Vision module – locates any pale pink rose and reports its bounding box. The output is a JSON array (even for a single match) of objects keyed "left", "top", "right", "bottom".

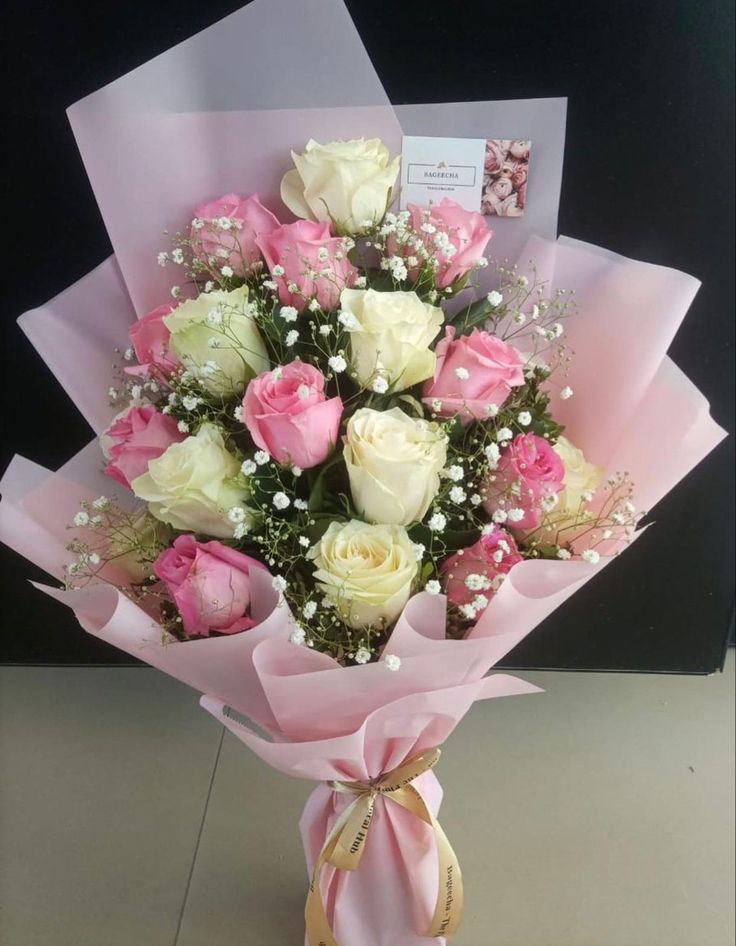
[
  {"left": 422, "top": 326, "right": 525, "bottom": 423},
  {"left": 104, "top": 406, "right": 185, "bottom": 489},
  {"left": 256, "top": 220, "right": 358, "bottom": 312},
  {"left": 154, "top": 535, "right": 266, "bottom": 637},
  {"left": 441, "top": 526, "right": 523, "bottom": 611},
  {"left": 508, "top": 140, "right": 531, "bottom": 161},
  {"left": 243, "top": 361, "right": 343, "bottom": 469},
  {"left": 483, "top": 433, "right": 565, "bottom": 530},
  {"left": 511, "top": 165, "right": 528, "bottom": 191},
  {"left": 484, "top": 139, "right": 506, "bottom": 174},
  {"left": 128, "top": 304, "right": 180, "bottom": 378},
  {"left": 190, "top": 193, "right": 280, "bottom": 277},
  {"left": 400, "top": 199, "right": 492, "bottom": 289}
]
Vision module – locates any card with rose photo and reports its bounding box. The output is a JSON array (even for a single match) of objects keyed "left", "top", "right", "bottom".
[{"left": 483, "top": 138, "right": 532, "bottom": 217}]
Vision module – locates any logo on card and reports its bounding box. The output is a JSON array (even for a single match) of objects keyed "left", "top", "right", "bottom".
[{"left": 407, "top": 160, "right": 477, "bottom": 188}]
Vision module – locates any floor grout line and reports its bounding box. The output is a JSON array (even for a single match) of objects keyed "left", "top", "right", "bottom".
[{"left": 173, "top": 725, "right": 226, "bottom": 946}]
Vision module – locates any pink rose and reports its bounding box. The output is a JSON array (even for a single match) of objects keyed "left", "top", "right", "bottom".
[
  {"left": 484, "top": 139, "right": 505, "bottom": 175},
  {"left": 483, "top": 433, "right": 565, "bottom": 530},
  {"left": 401, "top": 199, "right": 492, "bottom": 289},
  {"left": 441, "top": 526, "right": 523, "bottom": 612},
  {"left": 154, "top": 535, "right": 266, "bottom": 637},
  {"left": 422, "top": 326, "right": 525, "bottom": 423},
  {"left": 256, "top": 220, "right": 358, "bottom": 312},
  {"left": 511, "top": 165, "right": 528, "bottom": 191},
  {"left": 243, "top": 361, "right": 343, "bottom": 469},
  {"left": 190, "top": 193, "right": 280, "bottom": 277},
  {"left": 128, "top": 304, "right": 180, "bottom": 378},
  {"left": 517, "top": 182, "right": 527, "bottom": 211},
  {"left": 104, "top": 406, "right": 185, "bottom": 489}
]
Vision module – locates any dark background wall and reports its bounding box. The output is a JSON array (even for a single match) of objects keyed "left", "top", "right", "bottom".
[{"left": 0, "top": 0, "right": 733, "bottom": 670}]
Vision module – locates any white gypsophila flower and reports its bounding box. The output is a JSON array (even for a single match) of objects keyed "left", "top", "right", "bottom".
[
  {"left": 371, "top": 376, "right": 389, "bottom": 394},
  {"left": 496, "top": 427, "right": 513, "bottom": 443},
  {"left": 272, "top": 575, "right": 288, "bottom": 593},
  {"left": 560, "top": 386, "right": 573, "bottom": 400},
  {"left": 487, "top": 290, "right": 503, "bottom": 307},
  {"left": 328, "top": 354, "right": 347, "bottom": 373},
  {"left": 73, "top": 511, "right": 90, "bottom": 527},
  {"left": 625, "top": 501, "right": 636, "bottom": 513},
  {"left": 254, "top": 451, "right": 270, "bottom": 466},
  {"left": 518, "top": 411, "right": 532, "bottom": 426},
  {"left": 272, "top": 264, "right": 285, "bottom": 277},
  {"left": 302, "top": 600, "right": 317, "bottom": 620},
  {"left": 318, "top": 324, "right": 331, "bottom": 336},
  {"left": 484, "top": 443, "right": 501, "bottom": 468},
  {"left": 449, "top": 486, "right": 467, "bottom": 504},
  {"left": 233, "top": 405, "right": 244, "bottom": 422},
  {"left": 299, "top": 535, "right": 311, "bottom": 548},
  {"left": 603, "top": 529, "right": 614, "bottom": 539},
  {"left": 425, "top": 580, "right": 441, "bottom": 595},
  {"left": 92, "top": 497, "right": 109, "bottom": 510},
  {"left": 123, "top": 347, "right": 134, "bottom": 362},
  {"left": 557, "top": 548, "right": 572, "bottom": 560},
  {"left": 446, "top": 465, "right": 464, "bottom": 482},
  {"left": 354, "top": 276, "right": 367, "bottom": 288},
  {"left": 241, "top": 460, "right": 257, "bottom": 476},
  {"left": 157, "top": 252, "right": 169, "bottom": 266},
  {"left": 294, "top": 498, "right": 309, "bottom": 511},
  {"left": 507, "top": 508, "right": 525, "bottom": 523},
  {"left": 412, "top": 542, "right": 426, "bottom": 561},
  {"left": 177, "top": 420, "right": 189, "bottom": 433},
  {"left": 233, "top": 522, "right": 249, "bottom": 539},
  {"left": 289, "top": 626, "right": 306, "bottom": 645},
  {"left": 428, "top": 512, "right": 447, "bottom": 532},
  {"left": 612, "top": 512, "right": 626, "bottom": 525},
  {"left": 272, "top": 492, "right": 290, "bottom": 510},
  {"left": 460, "top": 604, "right": 477, "bottom": 620},
  {"left": 280, "top": 306, "right": 298, "bottom": 322},
  {"left": 514, "top": 312, "right": 527, "bottom": 325},
  {"left": 465, "top": 574, "right": 490, "bottom": 592},
  {"left": 492, "top": 509, "right": 508, "bottom": 523},
  {"left": 307, "top": 298, "right": 321, "bottom": 313},
  {"left": 582, "top": 549, "right": 601, "bottom": 564},
  {"left": 291, "top": 465, "right": 303, "bottom": 477},
  {"left": 130, "top": 384, "right": 142, "bottom": 401},
  {"left": 204, "top": 280, "right": 214, "bottom": 292},
  {"left": 227, "top": 506, "right": 247, "bottom": 524},
  {"left": 181, "top": 395, "right": 201, "bottom": 412},
  {"left": 285, "top": 330, "right": 299, "bottom": 347},
  {"left": 432, "top": 398, "right": 443, "bottom": 413},
  {"left": 171, "top": 248, "right": 184, "bottom": 265},
  {"left": 485, "top": 403, "right": 499, "bottom": 418},
  {"left": 354, "top": 648, "right": 371, "bottom": 665},
  {"left": 454, "top": 366, "right": 470, "bottom": 381},
  {"left": 384, "top": 654, "right": 401, "bottom": 672}
]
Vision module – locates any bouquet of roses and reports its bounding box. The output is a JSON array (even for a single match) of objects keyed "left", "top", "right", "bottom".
[
  {"left": 75, "top": 142, "right": 638, "bottom": 665},
  {"left": 0, "top": 3, "right": 726, "bottom": 945}
]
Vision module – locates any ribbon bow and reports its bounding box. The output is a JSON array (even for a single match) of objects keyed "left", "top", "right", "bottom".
[{"left": 305, "top": 747, "right": 464, "bottom": 946}]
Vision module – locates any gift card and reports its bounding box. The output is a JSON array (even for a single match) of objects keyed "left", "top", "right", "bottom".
[
  {"left": 399, "top": 135, "right": 486, "bottom": 212},
  {"left": 399, "top": 135, "right": 531, "bottom": 217},
  {"left": 482, "top": 139, "right": 531, "bottom": 217}
]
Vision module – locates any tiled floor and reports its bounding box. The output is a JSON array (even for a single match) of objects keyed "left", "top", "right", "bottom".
[{"left": 1, "top": 656, "right": 734, "bottom": 946}]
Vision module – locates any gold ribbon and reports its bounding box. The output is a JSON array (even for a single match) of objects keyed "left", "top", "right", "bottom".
[{"left": 305, "top": 747, "right": 463, "bottom": 946}]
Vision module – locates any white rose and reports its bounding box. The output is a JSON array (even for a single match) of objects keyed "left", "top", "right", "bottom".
[
  {"left": 340, "top": 288, "right": 443, "bottom": 392},
  {"left": 344, "top": 407, "right": 447, "bottom": 525},
  {"left": 165, "top": 286, "right": 268, "bottom": 395},
  {"left": 309, "top": 519, "right": 418, "bottom": 629},
  {"left": 131, "top": 424, "right": 251, "bottom": 537},
  {"left": 552, "top": 435, "right": 605, "bottom": 514},
  {"left": 281, "top": 138, "right": 400, "bottom": 234}
]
